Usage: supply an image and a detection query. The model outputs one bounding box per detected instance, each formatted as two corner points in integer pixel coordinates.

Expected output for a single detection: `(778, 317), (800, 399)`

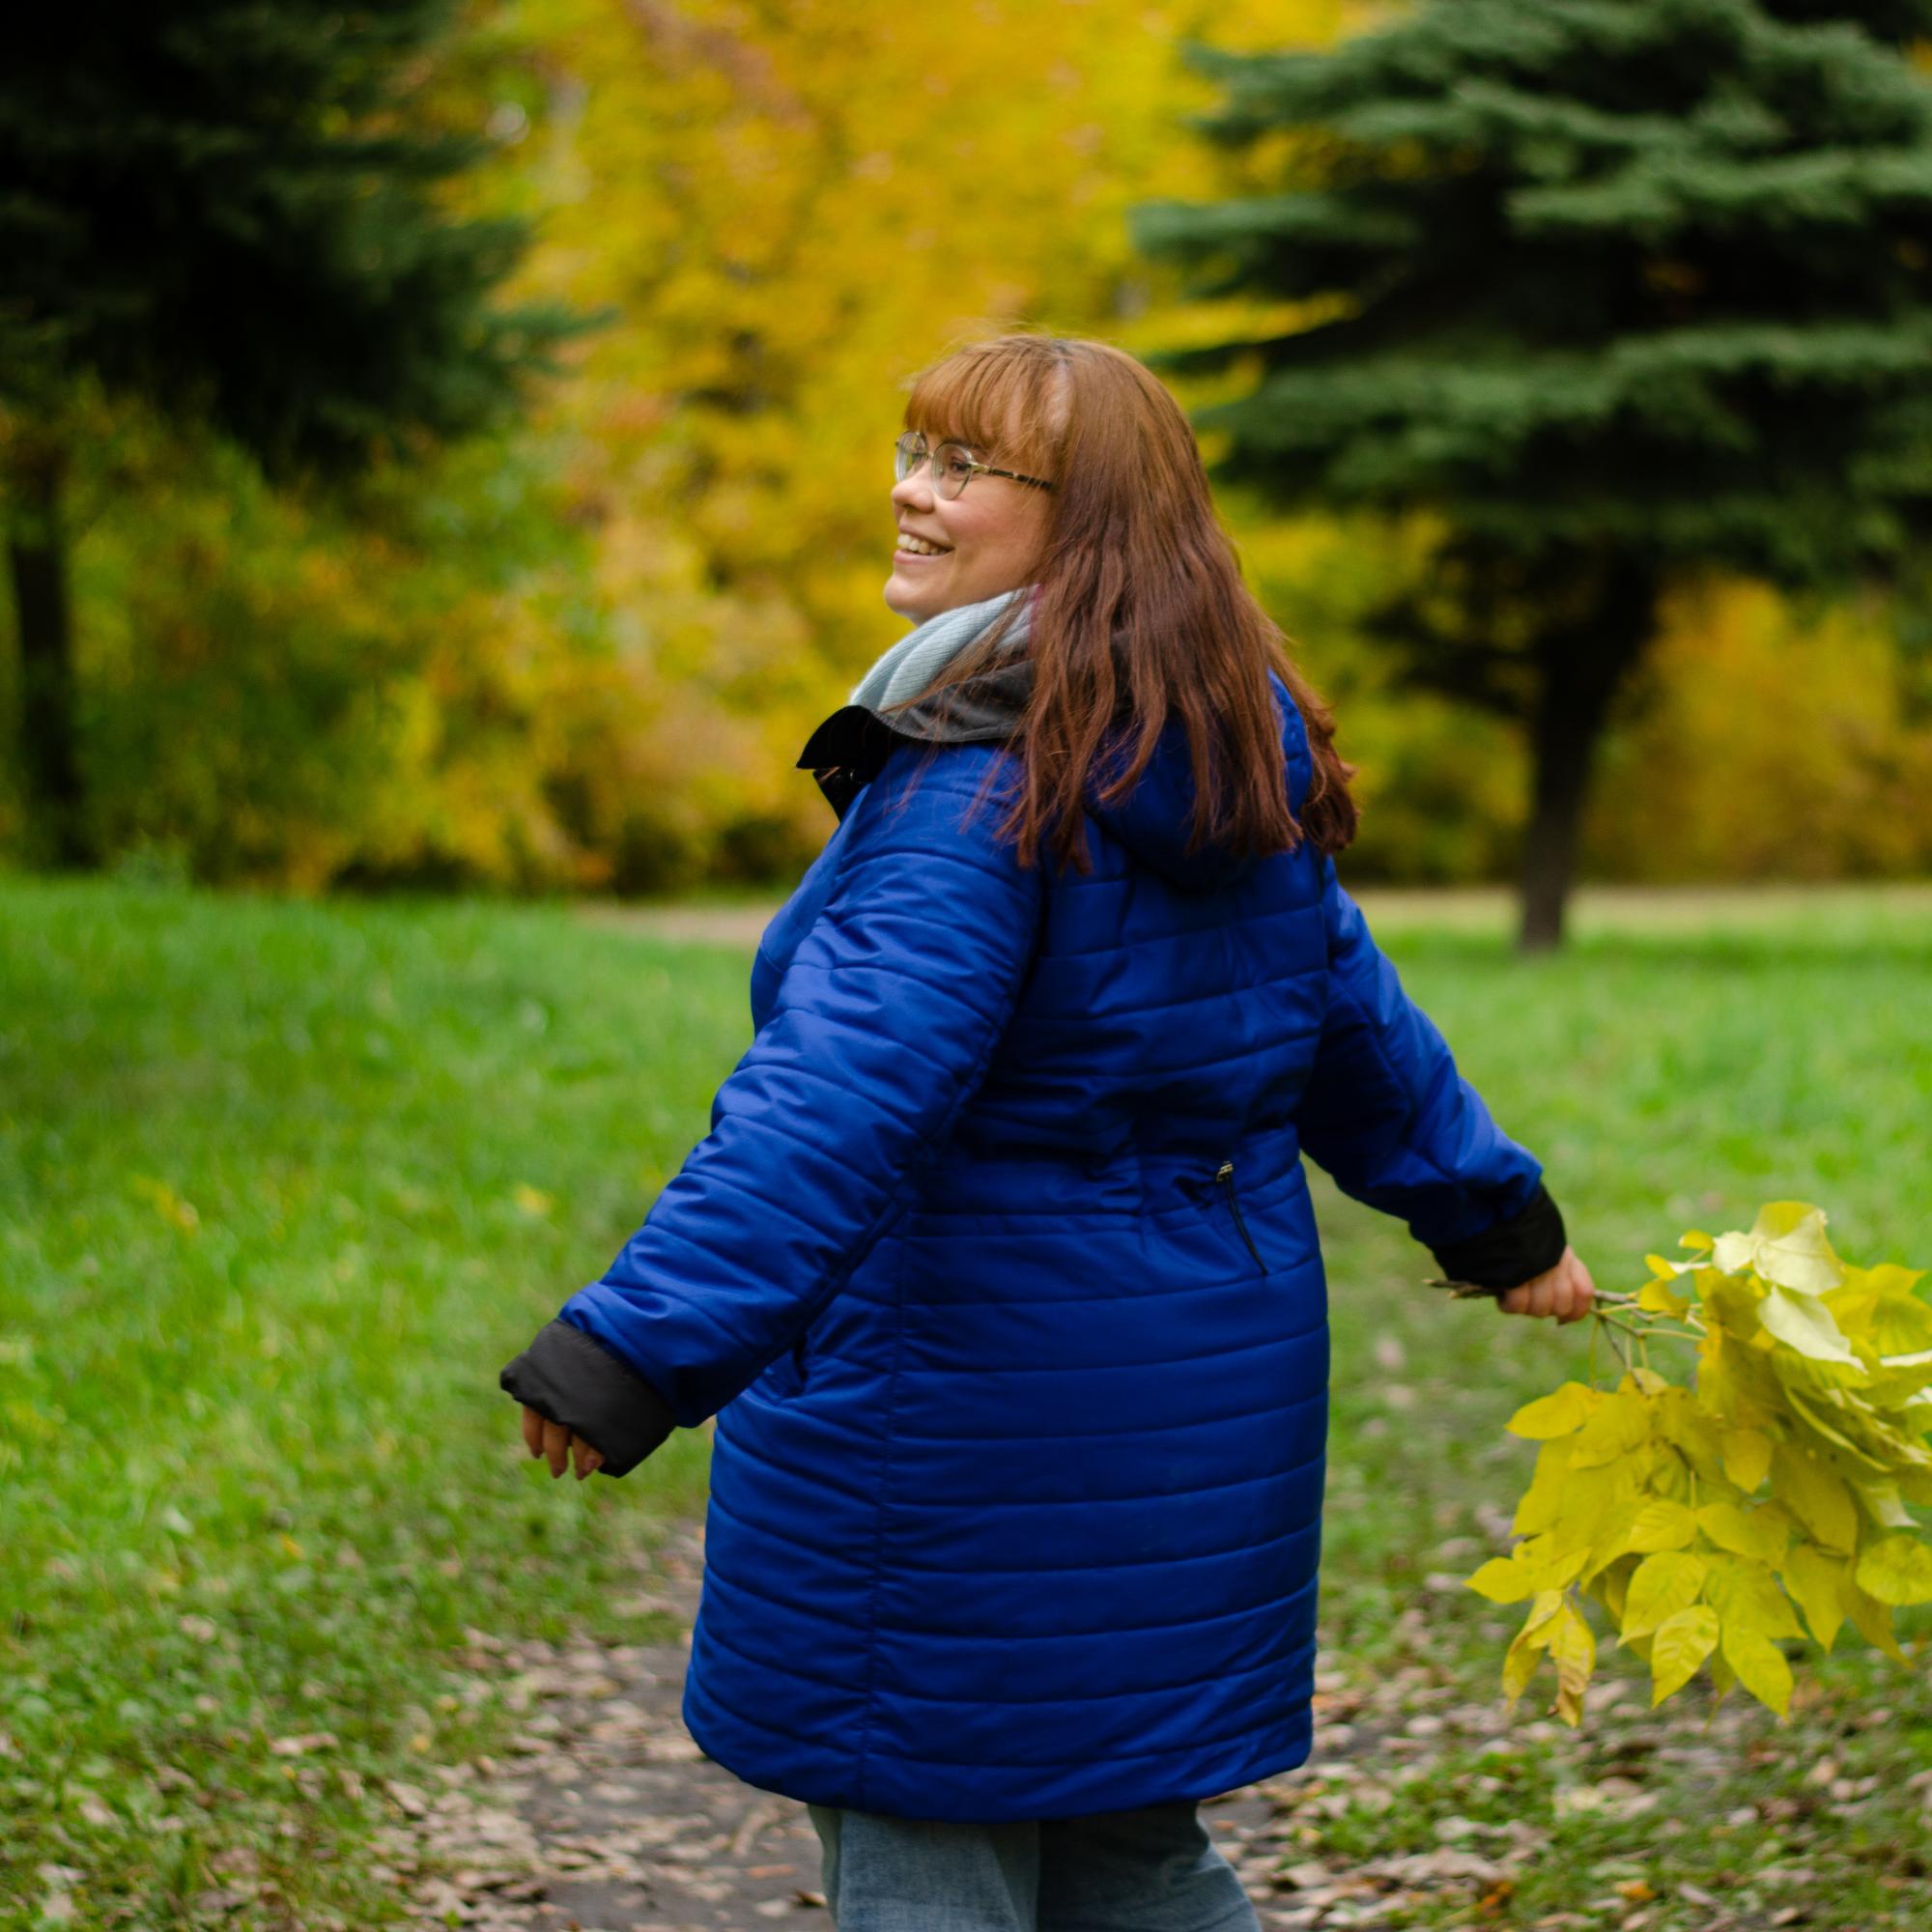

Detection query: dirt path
(384, 1519), (1749, 1931)
(381, 1517), (1306, 1930)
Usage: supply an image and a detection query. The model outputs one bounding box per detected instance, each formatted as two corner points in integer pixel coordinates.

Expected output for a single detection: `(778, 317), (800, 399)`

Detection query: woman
(500, 332), (1594, 1931)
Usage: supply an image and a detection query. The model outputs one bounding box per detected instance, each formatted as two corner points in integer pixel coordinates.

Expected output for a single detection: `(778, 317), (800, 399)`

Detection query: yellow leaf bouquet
(1463, 1203), (1932, 1724)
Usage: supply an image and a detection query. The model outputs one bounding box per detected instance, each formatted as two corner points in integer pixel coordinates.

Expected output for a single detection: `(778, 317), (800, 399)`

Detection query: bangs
(903, 342), (1064, 480)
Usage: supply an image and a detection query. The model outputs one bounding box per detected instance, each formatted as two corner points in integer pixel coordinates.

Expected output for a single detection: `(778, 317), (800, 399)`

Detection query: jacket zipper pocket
(1215, 1159), (1268, 1273)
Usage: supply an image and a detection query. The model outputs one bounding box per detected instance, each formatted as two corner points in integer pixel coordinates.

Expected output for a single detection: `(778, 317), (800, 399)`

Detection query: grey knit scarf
(847, 584), (1037, 712)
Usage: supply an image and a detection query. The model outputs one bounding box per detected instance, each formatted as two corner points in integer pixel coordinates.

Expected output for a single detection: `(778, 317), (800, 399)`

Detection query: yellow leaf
(1649, 1605), (1719, 1704)
(1759, 1286), (1861, 1368)
(1659, 1396), (1727, 1485)
(1520, 1587), (1566, 1635)
(1549, 1472), (1640, 1560)
(1711, 1202), (1843, 1296)
(1701, 1553), (1805, 1642)
(1593, 1552), (1640, 1626)
(1695, 1500), (1790, 1566)
(1804, 1407), (1894, 1478)
(1822, 1273), (1932, 1351)
(1621, 1550), (1707, 1642)
(1501, 1629), (1543, 1704)
(1843, 1577), (1911, 1662)
(1501, 1589), (1566, 1706)
(1681, 1230), (1715, 1252)
(1853, 1532), (1932, 1607)
(1513, 1436), (1580, 1536)
(1781, 1544), (1847, 1652)
(1776, 1346), (1882, 1410)
(1637, 1277), (1692, 1317)
(1626, 1498), (1698, 1553)
(1719, 1624), (1794, 1719)
(1707, 1642), (1737, 1703)
(1570, 1391), (1655, 1469)
(1700, 1265), (1764, 1318)
(1579, 1526), (1637, 1586)
(1465, 1557), (1540, 1605)
(1647, 1442), (1693, 1504)
(1524, 1543), (1596, 1592)
(1506, 1381), (1599, 1439)
(1719, 1427), (1774, 1493)
(1772, 1442), (1860, 1552)
(1549, 1602), (1596, 1727)
(1845, 1261), (1928, 1302)
(1848, 1476), (1918, 1530)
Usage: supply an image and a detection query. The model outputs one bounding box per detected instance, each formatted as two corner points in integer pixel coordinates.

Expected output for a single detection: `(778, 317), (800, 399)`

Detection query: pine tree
(1132, 0), (1932, 949)
(0, 2), (586, 867)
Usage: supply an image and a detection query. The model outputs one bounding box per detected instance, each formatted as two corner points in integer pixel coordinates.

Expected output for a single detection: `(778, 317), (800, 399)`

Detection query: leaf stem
(1599, 1316), (1634, 1375)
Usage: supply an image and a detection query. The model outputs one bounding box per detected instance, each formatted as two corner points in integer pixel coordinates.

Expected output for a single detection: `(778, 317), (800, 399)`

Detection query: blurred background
(5, 4), (1932, 1929)
(6, 0), (1931, 943)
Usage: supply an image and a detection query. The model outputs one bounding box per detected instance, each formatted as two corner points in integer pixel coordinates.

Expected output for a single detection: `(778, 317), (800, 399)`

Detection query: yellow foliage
(1583, 578), (1932, 885)
(1648, 1605), (1719, 1705)
(453, 0), (1355, 872)
(43, 5), (1932, 893)
(1465, 1204), (1932, 1725)
(1505, 1380), (1598, 1439)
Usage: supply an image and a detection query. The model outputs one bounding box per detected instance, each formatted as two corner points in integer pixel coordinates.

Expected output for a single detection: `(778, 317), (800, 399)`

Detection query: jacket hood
(796, 658), (1311, 894)
(1082, 669), (1310, 894)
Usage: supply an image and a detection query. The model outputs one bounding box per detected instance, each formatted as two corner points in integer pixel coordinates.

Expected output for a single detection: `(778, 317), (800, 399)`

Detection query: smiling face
(885, 425), (1058, 623)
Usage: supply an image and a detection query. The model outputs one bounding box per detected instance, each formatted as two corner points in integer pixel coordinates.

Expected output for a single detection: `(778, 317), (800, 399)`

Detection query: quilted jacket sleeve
(1295, 856), (1567, 1292)
(500, 743), (1044, 1473)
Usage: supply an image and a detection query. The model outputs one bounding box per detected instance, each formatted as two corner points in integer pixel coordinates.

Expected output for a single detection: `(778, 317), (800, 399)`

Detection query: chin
(884, 580), (935, 622)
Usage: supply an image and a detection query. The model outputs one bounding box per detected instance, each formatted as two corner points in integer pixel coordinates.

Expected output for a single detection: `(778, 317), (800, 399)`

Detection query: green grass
(2, 874), (1929, 1929)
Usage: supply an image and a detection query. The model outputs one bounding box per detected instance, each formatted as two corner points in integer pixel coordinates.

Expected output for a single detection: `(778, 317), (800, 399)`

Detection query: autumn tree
(473, 0), (1353, 873)
(0, 0), (582, 867)
(1131, 0), (1932, 950)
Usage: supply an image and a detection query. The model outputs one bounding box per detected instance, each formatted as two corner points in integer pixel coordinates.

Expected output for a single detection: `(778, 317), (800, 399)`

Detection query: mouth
(895, 532), (952, 561)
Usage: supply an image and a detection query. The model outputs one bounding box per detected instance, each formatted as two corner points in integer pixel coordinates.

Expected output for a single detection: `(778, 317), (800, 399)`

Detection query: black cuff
(1427, 1181), (1568, 1293)
(499, 1319), (679, 1478)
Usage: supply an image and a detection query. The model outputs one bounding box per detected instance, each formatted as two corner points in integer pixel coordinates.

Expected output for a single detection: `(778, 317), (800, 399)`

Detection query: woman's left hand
(521, 1403), (607, 1479)
(1495, 1244), (1595, 1324)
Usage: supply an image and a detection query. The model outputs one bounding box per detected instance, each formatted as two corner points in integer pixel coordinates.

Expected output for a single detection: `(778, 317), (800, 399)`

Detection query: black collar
(794, 655), (1034, 819)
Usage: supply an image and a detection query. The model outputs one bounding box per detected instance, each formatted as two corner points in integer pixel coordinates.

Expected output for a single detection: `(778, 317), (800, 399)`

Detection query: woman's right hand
(520, 1403), (607, 1479)
(1495, 1245), (1595, 1324)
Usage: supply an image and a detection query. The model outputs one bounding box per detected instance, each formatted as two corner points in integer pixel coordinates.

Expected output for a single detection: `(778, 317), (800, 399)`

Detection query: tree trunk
(6, 434), (92, 868)
(1517, 560), (1657, 954)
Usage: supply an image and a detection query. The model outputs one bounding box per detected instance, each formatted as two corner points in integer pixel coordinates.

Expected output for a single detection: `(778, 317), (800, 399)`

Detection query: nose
(892, 469), (935, 511)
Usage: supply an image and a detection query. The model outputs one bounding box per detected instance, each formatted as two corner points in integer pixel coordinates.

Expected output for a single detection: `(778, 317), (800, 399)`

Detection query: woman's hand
(1495, 1244), (1595, 1324)
(520, 1403), (606, 1480)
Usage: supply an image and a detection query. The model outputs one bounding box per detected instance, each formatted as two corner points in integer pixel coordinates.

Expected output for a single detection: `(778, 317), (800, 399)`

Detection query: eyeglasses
(894, 431), (1056, 499)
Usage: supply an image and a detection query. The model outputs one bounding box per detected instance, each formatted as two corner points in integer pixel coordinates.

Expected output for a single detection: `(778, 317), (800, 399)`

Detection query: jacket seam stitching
(702, 1478), (1324, 1575)
(693, 1584), (1321, 1704)
(724, 1439), (1327, 1518)
(689, 1634), (1318, 1769)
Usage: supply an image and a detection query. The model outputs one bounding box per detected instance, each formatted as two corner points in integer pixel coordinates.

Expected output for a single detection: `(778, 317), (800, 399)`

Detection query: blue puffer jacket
(500, 668), (1565, 1823)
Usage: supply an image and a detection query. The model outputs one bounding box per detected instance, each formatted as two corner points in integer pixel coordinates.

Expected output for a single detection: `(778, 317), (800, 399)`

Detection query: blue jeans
(807, 1798), (1263, 1932)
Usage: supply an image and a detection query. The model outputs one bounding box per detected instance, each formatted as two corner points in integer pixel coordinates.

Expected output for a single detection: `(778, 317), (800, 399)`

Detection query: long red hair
(884, 330), (1357, 874)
